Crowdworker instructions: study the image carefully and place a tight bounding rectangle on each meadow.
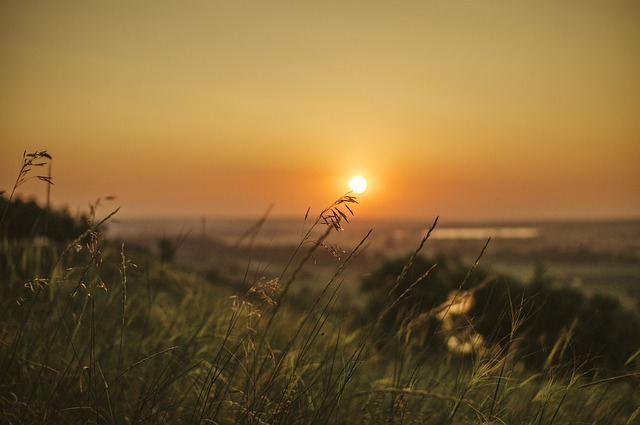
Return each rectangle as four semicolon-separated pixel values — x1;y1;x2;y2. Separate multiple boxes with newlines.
1;152;639;424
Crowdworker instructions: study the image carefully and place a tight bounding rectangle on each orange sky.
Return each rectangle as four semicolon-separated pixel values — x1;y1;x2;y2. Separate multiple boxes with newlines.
1;1;639;222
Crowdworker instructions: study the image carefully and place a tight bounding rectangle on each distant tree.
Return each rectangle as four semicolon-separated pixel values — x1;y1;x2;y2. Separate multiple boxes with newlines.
0;195;88;242
157;231;189;266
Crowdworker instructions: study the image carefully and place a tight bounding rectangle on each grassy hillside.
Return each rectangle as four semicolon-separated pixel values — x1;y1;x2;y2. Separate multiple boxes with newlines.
1;195;639;424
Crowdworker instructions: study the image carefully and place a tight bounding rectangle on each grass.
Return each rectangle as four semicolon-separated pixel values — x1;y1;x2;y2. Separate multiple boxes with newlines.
1;154;639;424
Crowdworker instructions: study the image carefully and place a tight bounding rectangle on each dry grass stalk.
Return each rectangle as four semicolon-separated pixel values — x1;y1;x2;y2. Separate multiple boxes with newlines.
1;150;53;228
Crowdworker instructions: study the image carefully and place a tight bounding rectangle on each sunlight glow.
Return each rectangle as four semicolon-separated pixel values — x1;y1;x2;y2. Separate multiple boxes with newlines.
348;176;367;194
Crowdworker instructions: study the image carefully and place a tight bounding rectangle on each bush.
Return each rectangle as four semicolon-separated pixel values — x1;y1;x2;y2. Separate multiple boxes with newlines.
360;252;494;348
362;253;640;371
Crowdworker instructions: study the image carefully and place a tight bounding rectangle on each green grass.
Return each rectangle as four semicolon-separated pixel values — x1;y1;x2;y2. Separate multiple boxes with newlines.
1;204;638;425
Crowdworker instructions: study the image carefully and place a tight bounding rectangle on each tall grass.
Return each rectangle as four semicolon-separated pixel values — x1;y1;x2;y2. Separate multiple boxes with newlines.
1;154;638;424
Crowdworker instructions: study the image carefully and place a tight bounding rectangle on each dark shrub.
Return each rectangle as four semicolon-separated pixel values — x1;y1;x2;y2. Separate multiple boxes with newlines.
362;253;640;371
0;195;88;242
360;252;493;347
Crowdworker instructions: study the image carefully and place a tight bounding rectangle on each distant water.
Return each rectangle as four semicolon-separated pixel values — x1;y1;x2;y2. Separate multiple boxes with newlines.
426;226;539;240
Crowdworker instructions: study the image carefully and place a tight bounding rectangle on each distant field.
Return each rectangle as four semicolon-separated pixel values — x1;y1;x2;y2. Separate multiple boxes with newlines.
110;217;640;308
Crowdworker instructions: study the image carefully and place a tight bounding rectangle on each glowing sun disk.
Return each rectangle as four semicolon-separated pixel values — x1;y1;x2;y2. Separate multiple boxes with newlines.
349;176;367;194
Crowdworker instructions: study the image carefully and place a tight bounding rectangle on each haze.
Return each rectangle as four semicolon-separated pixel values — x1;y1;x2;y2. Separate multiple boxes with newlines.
1;1;639;221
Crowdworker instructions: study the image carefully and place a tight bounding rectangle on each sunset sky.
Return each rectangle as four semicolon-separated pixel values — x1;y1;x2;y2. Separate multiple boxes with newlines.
1;1;639;222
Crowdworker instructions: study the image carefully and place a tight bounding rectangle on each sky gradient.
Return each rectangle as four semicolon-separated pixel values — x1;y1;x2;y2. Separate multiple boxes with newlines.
1;1;639;221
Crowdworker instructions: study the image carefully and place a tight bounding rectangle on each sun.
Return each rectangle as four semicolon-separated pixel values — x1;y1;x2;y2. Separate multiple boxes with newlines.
348;175;367;194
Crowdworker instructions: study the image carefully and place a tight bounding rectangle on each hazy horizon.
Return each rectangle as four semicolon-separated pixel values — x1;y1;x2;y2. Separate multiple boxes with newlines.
3;190;640;224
